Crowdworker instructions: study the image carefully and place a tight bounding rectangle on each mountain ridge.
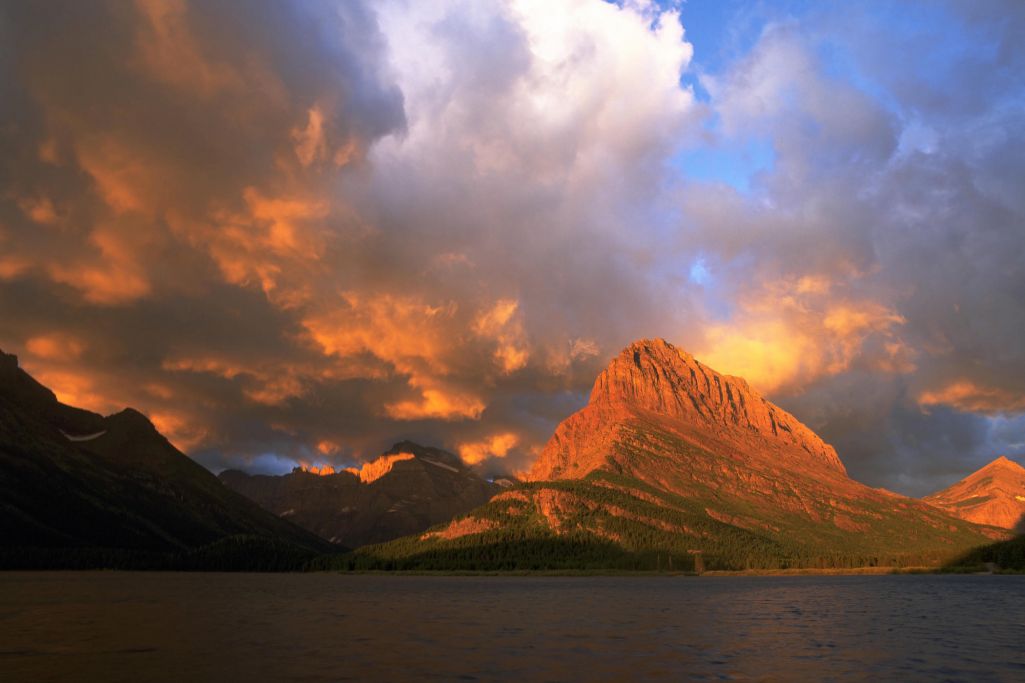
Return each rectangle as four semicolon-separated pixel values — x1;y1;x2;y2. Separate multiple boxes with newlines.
349;338;1004;571
219;441;499;547
924;456;1025;530
0;350;332;569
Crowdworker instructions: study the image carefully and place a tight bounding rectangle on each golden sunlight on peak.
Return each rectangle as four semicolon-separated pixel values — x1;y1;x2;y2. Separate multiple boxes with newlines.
343;452;416;483
299;463;337;476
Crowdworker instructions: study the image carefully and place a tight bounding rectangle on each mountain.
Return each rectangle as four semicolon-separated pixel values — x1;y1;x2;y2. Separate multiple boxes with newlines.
529;337;845;480
0;350;332;569
924;457;1025;531
220;442;500;548
348;339;1003;571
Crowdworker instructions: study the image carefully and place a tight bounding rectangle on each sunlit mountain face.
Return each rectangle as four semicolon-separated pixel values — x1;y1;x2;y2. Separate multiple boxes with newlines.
1;0;1023;496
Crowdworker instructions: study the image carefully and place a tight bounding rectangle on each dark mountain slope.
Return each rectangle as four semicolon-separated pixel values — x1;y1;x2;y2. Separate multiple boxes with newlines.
0;351;332;568
220;441;500;548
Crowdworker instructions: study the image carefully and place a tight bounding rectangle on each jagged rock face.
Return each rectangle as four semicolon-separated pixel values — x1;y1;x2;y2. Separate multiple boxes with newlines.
219;441;500;547
530;338;844;481
925;457;1025;530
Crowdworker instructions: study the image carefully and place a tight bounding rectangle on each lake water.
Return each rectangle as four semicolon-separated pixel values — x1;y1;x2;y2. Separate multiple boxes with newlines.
2;572;1024;682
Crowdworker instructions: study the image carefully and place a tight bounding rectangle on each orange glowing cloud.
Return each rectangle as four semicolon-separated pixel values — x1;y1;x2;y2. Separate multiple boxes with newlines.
162;355;308;406
38;138;60;165
47;224;153;305
242;188;328;257
47;261;150;306
149;409;209;453
25;334;85;361
697;277;911;394
162;356;244;379
169;188;330;306
292;106;327;167
0;254;31;281
75;136;154;215
458;432;520;465
242;375;306;406
699;319;810;393
303;292;487;419
304;292;455;372
133;0;242;97
474;299;529;374
918;380;1025;415
25;367;120;416
17;196;59;225
385;385;486;421
316;439;339;455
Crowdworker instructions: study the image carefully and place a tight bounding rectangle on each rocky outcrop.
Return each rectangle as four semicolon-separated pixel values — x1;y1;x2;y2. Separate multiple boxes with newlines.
924;456;1025;530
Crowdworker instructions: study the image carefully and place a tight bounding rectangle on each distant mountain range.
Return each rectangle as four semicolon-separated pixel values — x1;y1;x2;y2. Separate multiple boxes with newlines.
348;339;1007;571
2;340;1019;572
0;350;332;569
220;442;500;548
925;456;1025;531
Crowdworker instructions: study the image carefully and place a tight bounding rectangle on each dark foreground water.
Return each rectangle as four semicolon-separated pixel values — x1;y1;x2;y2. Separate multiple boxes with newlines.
2;573;1024;682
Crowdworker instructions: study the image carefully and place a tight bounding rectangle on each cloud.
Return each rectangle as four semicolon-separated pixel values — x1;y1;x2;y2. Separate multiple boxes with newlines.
918;380;1025;416
680;3;1025;493
474;299;529;374
457;432;520;466
25;333;85;361
696;276;910;394
0;0;699;478
0;0;1022;496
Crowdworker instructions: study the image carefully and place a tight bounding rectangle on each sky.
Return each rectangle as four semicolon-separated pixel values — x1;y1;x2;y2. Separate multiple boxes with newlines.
1;0;1023;496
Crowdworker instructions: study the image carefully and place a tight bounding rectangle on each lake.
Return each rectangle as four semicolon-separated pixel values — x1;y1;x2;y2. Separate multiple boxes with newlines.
1;572;1024;681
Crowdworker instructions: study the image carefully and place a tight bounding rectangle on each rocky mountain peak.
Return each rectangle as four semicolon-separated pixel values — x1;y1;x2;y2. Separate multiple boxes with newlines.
584;338;844;473
925;456;1025;530
384;440;465;468
986;455;1025;473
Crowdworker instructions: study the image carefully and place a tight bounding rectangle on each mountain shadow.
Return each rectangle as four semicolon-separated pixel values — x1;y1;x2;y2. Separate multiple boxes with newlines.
943;510;1025;572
